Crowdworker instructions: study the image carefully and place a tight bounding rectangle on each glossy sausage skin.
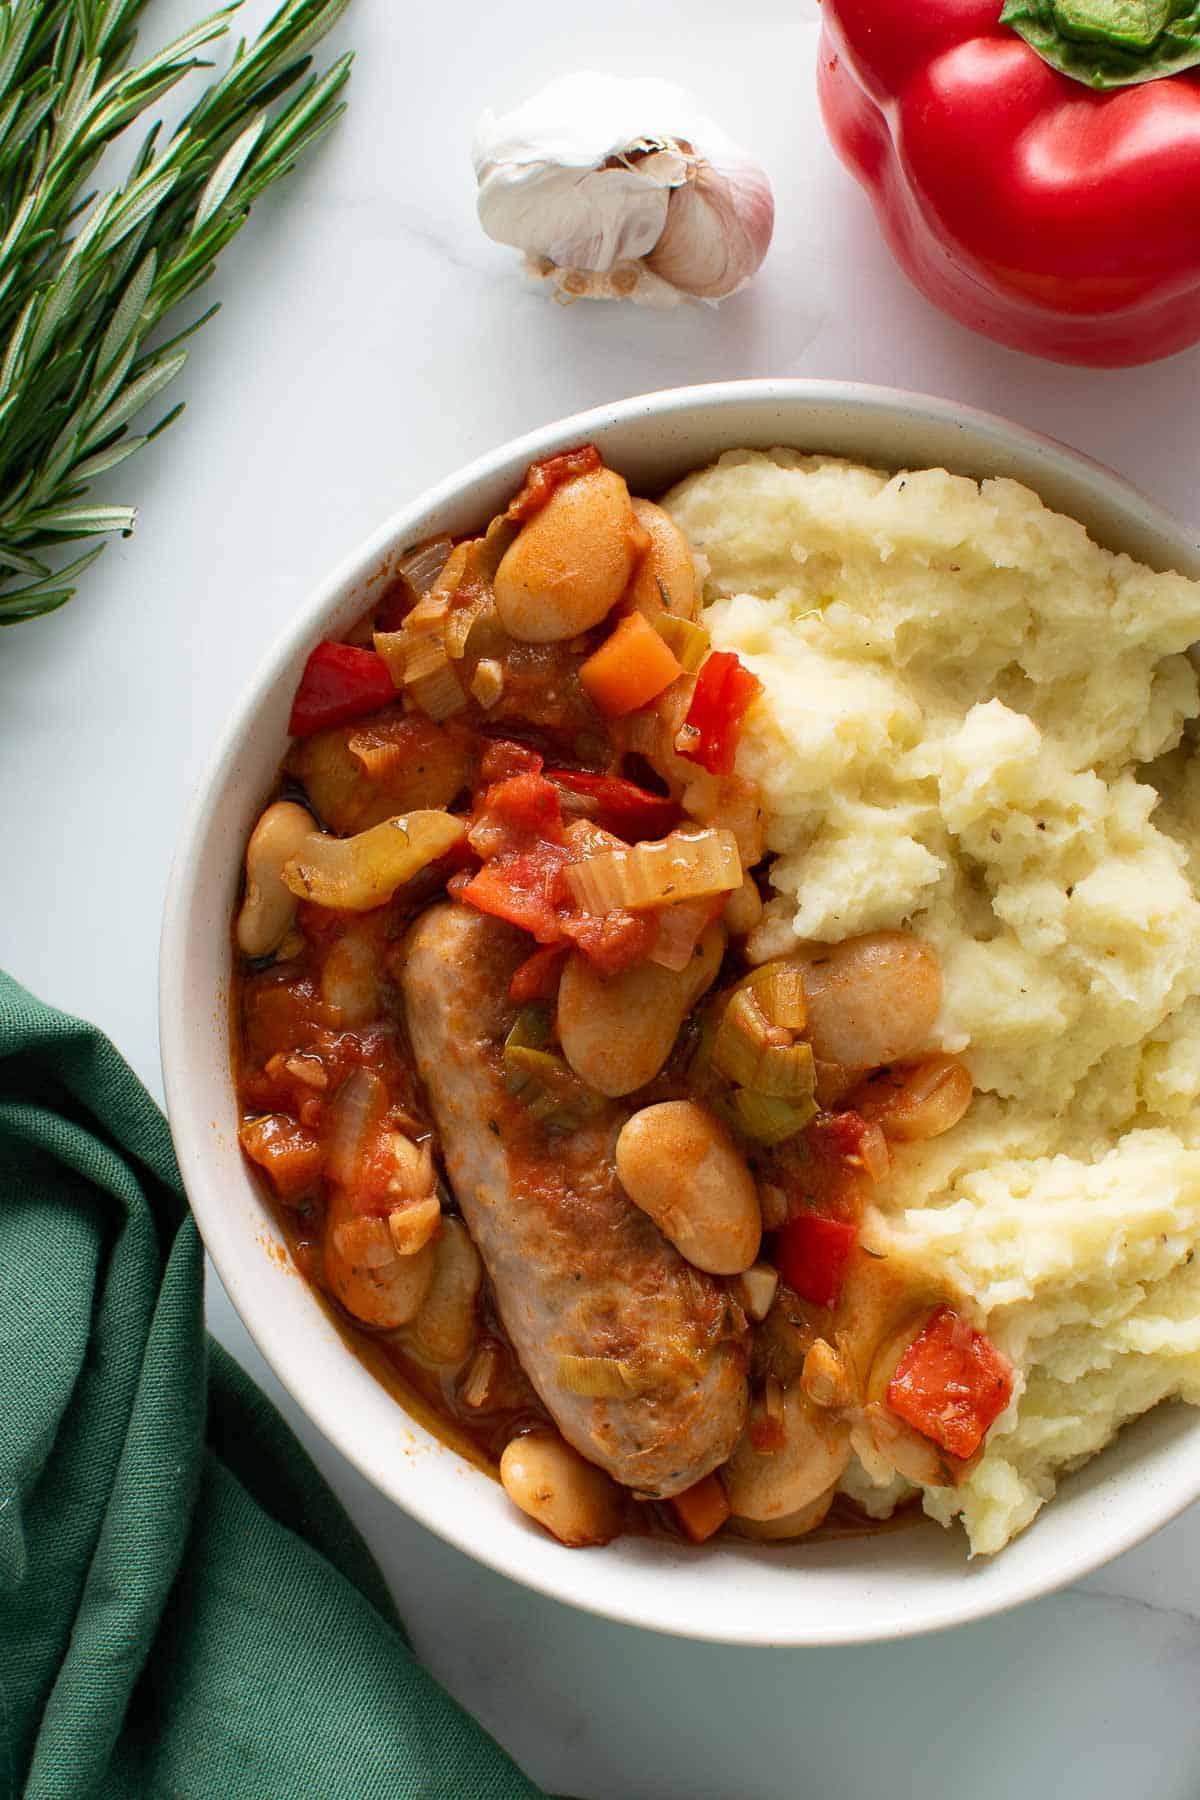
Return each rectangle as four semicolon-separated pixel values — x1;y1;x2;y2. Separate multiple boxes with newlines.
402;904;749;1497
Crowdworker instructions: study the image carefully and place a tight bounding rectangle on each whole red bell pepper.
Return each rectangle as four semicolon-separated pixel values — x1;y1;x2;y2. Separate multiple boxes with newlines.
818;0;1200;366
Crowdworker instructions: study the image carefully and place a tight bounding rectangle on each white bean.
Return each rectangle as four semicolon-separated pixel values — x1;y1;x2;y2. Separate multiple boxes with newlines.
236;801;314;956
730;1487;836;1541
323;1186;437;1329
722;1384;852;1522
723;873;764;938
493;469;645;643
320;929;380;1025
853;1055;972;1142
499;1433;624;1546
625;499;699;618
615;1100;761;1274
410;1217;483;1365
798;933;943;1069
558;924;725;1097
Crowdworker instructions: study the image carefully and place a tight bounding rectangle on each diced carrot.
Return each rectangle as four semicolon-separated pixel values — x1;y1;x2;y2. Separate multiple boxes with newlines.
671;1474;731;1544
239;1114;323;1202
579;611;682;718
886;1306;1014;1460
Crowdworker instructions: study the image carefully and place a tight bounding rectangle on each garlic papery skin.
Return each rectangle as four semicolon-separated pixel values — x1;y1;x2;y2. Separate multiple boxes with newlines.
472;73;774;307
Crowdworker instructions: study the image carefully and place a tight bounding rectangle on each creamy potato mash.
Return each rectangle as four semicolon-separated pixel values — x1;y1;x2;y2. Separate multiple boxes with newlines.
667;449;1200;1553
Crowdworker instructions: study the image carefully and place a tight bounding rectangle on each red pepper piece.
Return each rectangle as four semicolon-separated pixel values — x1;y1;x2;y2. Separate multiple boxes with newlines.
887;1306;1014;1460
545;769;680;841
288;641;396;737
678;651;762;777
773;1213;858;1310
818;0;1200;366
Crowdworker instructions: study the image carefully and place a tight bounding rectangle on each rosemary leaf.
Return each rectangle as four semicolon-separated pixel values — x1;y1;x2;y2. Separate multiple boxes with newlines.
0;0;353;626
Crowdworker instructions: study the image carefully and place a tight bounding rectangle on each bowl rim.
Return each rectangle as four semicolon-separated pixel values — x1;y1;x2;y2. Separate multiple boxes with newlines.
161;376;1200;1646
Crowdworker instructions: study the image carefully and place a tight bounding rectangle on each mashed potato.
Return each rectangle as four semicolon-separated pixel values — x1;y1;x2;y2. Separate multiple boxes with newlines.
666;449;1200;1554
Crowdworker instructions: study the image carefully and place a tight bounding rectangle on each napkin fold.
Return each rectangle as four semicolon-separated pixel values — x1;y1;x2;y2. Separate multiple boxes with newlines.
0;971;547;1799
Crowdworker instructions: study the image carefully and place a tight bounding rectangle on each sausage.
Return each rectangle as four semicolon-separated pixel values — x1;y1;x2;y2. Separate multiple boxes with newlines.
402;904;749;1497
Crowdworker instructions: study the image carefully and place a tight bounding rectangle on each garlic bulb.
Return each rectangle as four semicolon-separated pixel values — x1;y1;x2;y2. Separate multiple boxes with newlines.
472;73;774;307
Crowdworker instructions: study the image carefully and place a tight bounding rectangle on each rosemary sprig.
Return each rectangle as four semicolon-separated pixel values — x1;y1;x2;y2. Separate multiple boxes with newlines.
0;0;352;624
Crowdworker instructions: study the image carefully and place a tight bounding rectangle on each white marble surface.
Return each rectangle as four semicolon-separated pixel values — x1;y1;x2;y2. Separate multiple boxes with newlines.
3;0;1200;1792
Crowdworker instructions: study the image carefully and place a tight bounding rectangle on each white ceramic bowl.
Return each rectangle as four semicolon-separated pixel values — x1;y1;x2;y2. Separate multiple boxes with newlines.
161;379;1200;1646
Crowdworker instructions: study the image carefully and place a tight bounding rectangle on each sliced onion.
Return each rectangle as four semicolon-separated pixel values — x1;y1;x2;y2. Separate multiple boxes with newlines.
646;896;718;971
282;810;465;911
461;1341;504;1409
565;825;741;915
398;534;455;595
403;634;467;721
325;1068;387;1187
730;1263;779;1322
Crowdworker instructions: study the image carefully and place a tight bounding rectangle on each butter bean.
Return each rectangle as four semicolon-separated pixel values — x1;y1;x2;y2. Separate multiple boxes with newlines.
320;928;379;1025
723;1385;852;1522
558;924;725;1097
500;1433;623;1546
236;801;314;957
410;1217;483;1365
798;932;942;1069
616;1100;760;1274
493;469;645;643
625;499;699;618
323;1185;437;1330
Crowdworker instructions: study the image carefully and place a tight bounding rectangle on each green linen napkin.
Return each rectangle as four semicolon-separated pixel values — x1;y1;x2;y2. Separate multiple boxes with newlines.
0;970;549;1800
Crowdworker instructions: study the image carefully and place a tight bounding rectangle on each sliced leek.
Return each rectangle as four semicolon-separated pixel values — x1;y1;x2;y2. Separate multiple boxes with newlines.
740;961;807;1032
728;1087;817;1145
555;1353;647;1398
281;811;466;912
712;986;817;1099
503;1009;606;1129
402;631;467;720
652;612;710;673
565;826;741;915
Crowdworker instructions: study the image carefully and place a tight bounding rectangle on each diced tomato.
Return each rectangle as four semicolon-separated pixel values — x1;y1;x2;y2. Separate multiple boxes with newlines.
546;769;680;841
678;650;763;776
814;1111;873;1162
483;771;564;844
561;908;658;976
288;641;397;737
508;944;568;1003
671;1474;731;1544
773;1213;858;1310
887;1307;1013;1461
459;842;573;943
480;739;544;782
769;1111;872;1226
507;444;602;523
